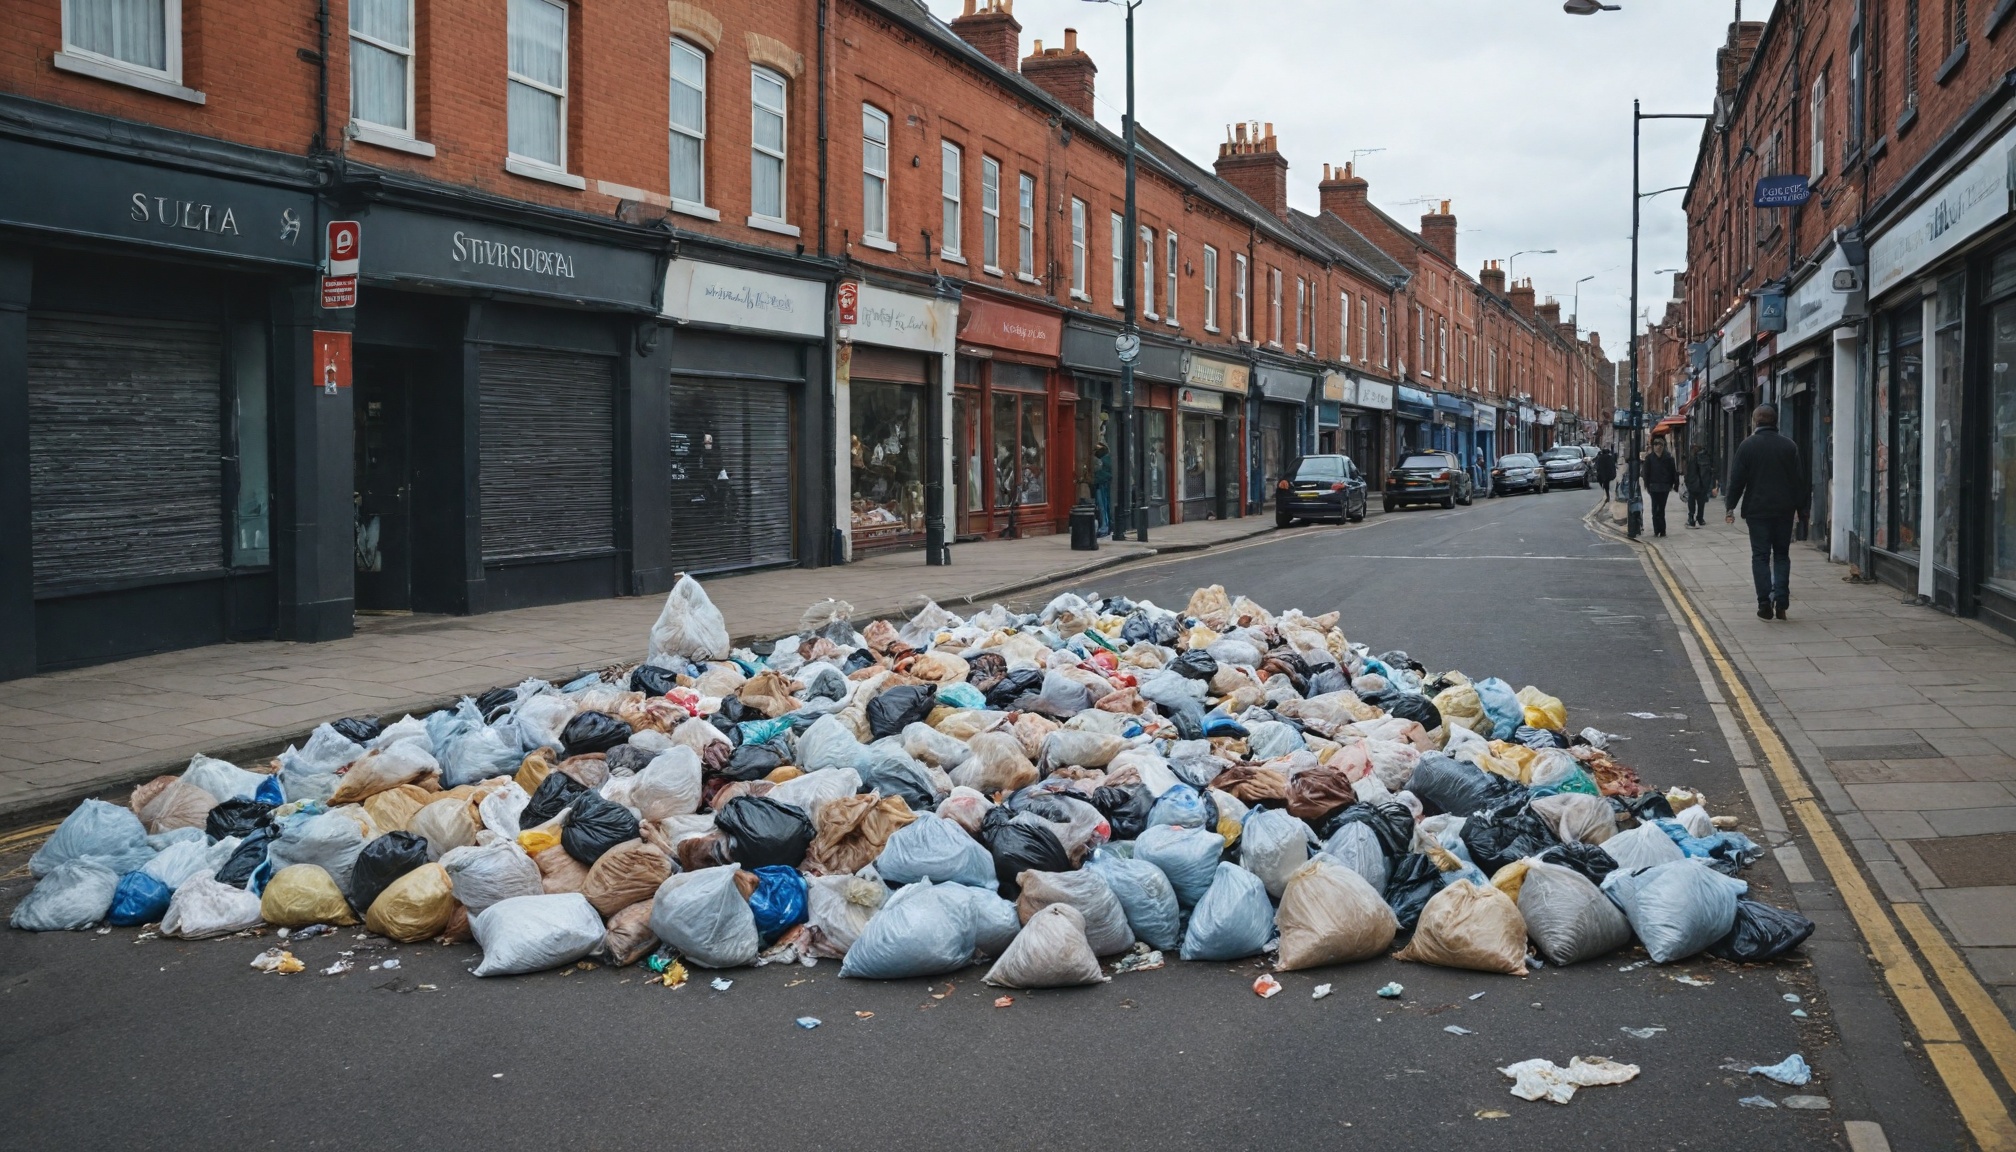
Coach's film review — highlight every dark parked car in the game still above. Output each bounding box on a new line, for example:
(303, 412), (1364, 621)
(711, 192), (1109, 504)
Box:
(1276, 454), (1369, 526)
(1384, 451), (1474, 512)
(1491, 452), (1548, 495)
(1540, 444), (1592, 488)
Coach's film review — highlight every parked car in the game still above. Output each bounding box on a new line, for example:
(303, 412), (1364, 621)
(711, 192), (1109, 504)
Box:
(1540, 444), (1592, 488)
(1383, 451), (1474, 512)
(1275, 454), (1369, 526)
(1491, 452), (1548, 495)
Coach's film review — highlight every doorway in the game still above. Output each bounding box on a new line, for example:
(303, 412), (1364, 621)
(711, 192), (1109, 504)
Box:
(354, 347), (414, 612)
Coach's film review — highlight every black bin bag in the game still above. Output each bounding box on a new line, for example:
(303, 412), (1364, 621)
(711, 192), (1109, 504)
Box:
(1384, 853), (1443, 932)
(215, 825), (279, 889)
(562, 791), (641, 866)
(520, 771), (588, 831)
(867, 685), (937, 741)
(979, 807), (1072, 899)
(1708, 899), (1816, 963)
(716, 796), (814, 869)
(561, 711), (632, 758)
(1459, 801), (1559, 876)
(206, 798), (275, 841)
(350, 830), (429, 911)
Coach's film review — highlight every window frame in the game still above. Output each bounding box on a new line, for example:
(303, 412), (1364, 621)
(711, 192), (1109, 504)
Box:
(749, 65), (789, 225)
(1070, 199), (1089, 298)
(1339, 292), (1351, 362)
(1358, 294), (1369, 363)
(939, 140), (963, 259)
(349, 0), (415, 136)
(1111, 213), (1126, 307)
(1234, 254), (1249, 341)
(506, 0), (570, 173)
(1810, 73), (1827, 178)
(1164, 231), (1179, 326)
(60, 0), (185, 88)
(1269, 268), (1283, 347)
(861, 103), (891, 242)
(1018, 173), (1036, 279)
(1202, 246), (1220, 332)
(1295, 276), (1307, 351)
(668, 36), (708, 207)
(1380, 305), (1389, 367)
(1140, 225), (1156, 319)
(980, 154), (1001, 272)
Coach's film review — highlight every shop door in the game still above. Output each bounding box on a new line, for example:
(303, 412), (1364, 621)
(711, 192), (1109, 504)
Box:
(1790, 390), (1815, 542)
(478, 348), (616, 563)
(667, 377), (795, 574)
(354, 348), (414, 611)
(955, 392), (980, 538)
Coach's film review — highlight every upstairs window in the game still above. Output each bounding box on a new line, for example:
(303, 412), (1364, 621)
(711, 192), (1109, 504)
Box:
(1018, 173), (1036, 277)
(1809, 73), (1827, 179)
(750, 68), (788, 221)
(64, 0), (177, 81)
(1235, 254), (1249, 341)
(1140, 225), (1156, 318)
(669, 38), (707, 204)
(980, 156), (1000, 270)
(1203, 246), (1219, 331)
(862, 105), (889, 239)
(1165, 232), (1178, 324)
(351, 0), (414, 134)
(507, 0), (568, 170)
(1070, 199), (1087, 296)
(1111, 214), (1125, 306)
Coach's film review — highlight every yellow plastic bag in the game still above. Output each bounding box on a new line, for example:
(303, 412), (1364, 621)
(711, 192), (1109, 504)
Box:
(1432, 683), (1494, 738)
(364, 862), (457, 942)
(1517, 686), (1567, 732)
(260, 864), (358, 928)
(1491, 859), (1533, 903)
(1489, 741), (1542, 784)
(1394, 880), (1529, 976)
(518, 827), (562, 856)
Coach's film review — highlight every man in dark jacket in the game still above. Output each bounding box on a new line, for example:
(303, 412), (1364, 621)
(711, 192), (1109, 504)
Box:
(1595, 446), (1618, 503)
(1642, 437), (1679, 537)
(1684, 442), (1716, 528)
(1725, 404), (1811, 620)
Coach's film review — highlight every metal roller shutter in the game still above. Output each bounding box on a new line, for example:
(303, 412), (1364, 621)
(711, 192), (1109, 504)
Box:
(28, 313), (223, 594)
(479, 348), (616, 562)
(667, 377), (794, 574)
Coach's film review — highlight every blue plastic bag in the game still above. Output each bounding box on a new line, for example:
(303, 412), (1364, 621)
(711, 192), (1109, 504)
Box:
(1180, 862), (1274, 961)
(1472, 677), (1524, 740)
(1146, 784), (1211, 830)
(1652, 820), (1765, 875)
(840, 880), (979, 980)
(876, 814), (998, 889)
(737, 717), (796, 747)
(1134, 824), (1224, 907)
(1087, 850), (1181, 951)
(934, 682), (987, 711)
(254, 775), (286, 807)
(748, 865), (808, 943)
(107, 871), (175, 926)
(29, 799), (154, 879)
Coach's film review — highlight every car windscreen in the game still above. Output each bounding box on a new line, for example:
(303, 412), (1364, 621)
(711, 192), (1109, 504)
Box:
(1293, 457), (1349, 480)
(1398, 455), (1448, 470)
(1542, 447), (1580, 460)
(1499, 454), (1538, 467)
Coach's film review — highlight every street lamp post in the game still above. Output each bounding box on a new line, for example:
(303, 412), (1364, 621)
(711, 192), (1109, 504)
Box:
(1088, 0), (1146, 542)
(1508, 248), (1555, 285)
(1627, 100), (1712, 539)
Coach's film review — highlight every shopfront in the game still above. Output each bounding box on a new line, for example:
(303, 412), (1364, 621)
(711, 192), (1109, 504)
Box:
(1395, 386), (1435, 455)
(1061, 323), (1185, 529)
(1251, 364), (1310, 515)
(841, 281), (956, 560)
(1317, 373), (1344, 455)
(1473, 403), (1499, 471)
(0, 101), (326, 677)
(1435, 393), (1472, 462)
(1534, 406), (1557, 451)
(659, 256), (829, 578)
(952, 293), (1065, 539)
(1348, 378), (1395, 486)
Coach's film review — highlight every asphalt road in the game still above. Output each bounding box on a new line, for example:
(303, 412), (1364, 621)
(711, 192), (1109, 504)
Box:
(0, 488), (1950, 1150)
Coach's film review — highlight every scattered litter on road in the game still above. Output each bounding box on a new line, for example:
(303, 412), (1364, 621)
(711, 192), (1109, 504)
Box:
(1620, 1026), (1666, 1039)
(1499, 1056), (1640, 1103)
(1626, 712), (1661, 719)
(710, 977), (733, 991)
(1618, 960), (1650, 972)
(1253, 973), (1283, 998)
(854, 1010), (874, 1018)
(1748, 1054), (1812, 1085)
(1468, 991), (1487, 1001)
(994, 996), (1014, 1008)
(1782, 993), (1801, 1003)
(1312, 983), (1333, 999)
(1445, 1025), (1476, 1035)
(492, 1073), (504, 1079)
(1475, 1109), (1510, 1120)
(321, 960), (353, 976)
(1111, 948), (1165, 976)
(1738, 1096), (1778, 1109)
(250, 947), (302, 974)
(794, 1016), (821, 1029)
(1782, 1095), (1831, 1110)
(1790, 1009), (1808, 1018)
(1378, 983), (1406, 999)
(1669, 974), (1714, 987)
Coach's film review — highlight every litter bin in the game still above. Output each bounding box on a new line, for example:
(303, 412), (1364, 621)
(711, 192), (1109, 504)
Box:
(1069, 503), (1100, 551)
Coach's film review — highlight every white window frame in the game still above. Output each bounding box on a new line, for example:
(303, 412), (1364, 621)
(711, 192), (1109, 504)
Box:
(1358, 294), (1368, 363)
(1018, 173), (1036, 280)
(349, 0), (415, 138)
(1111, 213), (1126, 307)
(1339, 292), (1351, 362)
(1140, 225), (1156, 319)
(748, 66), (790, 229)
(1164, 231), (1179, 326)
(1269, 268), (1283, 346)
(1070, 199), (1088, 298)
(1295, 277), (1307, 350)
(1234, 254), (1249, 341)
(980, 155), (1001, 273)
(56, 0), (203, 102)
(1203, 246), (1220, 332)
(939, 140), (963, 260)
(1416, 306), (1427, 375)
(1380, 305), (1389, 367)
(667, 37), (707, 209)
(506, 0), (570, 178)
(1810, 73), (1827, 179)
(861, 104), (891, 246)
(1438, 317), (1448, 380)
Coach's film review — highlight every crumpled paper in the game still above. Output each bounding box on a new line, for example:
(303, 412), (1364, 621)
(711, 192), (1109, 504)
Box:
(1498, 1056), (1641, 1103)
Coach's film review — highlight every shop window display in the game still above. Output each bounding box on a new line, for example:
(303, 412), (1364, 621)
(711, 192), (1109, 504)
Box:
(1182, 414), (1217, 501)
(1144, 410), (1170, 510)
(1890, 307), (1924, 555)
(850, 380), (924, 546)
(991, 391), (1047, 507)
(1934, 274), (1964, 573)
(1991, 281), (2016, 596)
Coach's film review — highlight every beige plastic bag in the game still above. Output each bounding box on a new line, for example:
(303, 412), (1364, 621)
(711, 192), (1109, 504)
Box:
(1184, 585), (1234, 631)
(1394, 879), (1529, 976)
(597, 900), (658, 966)
(535, 844), (591, 894)
(983, 904), (1108, 988)
(364, 862), (456, 942)
(329, 743), (438, 805)
(130, 775), (218, 834)
(1432, 682), (1495, 738)
(951, 731), (1038, 795)
(807, 792), (918, 875)
(363, 784), (434, 832)
(409, 797), (477, 859)
(1275, 858), (1398, 970)
(260, 864), (358, 927)
(1532, 793), (1616, 845)
(580, 839), (673, 917)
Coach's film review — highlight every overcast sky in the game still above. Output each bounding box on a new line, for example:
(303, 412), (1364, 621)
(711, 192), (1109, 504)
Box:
(923, 0), (1776, 363)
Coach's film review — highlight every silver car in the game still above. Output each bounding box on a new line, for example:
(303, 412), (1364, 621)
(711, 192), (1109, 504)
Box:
(1540, 445), (1592, 489)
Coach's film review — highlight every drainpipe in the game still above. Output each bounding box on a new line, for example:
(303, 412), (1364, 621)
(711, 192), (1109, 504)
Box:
(310, 0), (331, 155)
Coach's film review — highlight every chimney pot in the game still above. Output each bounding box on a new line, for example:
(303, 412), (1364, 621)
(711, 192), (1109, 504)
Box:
(1063, 27), (1077, 52)
(1021, 29), (1096, 118)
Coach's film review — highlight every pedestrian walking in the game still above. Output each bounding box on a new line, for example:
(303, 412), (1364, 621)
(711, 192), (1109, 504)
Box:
(1595, 445), (1618, 503)
(1642, 436), (1678, 537)
(1725, 404), (1811, 621)
(1684, 442), (1715, 528)
(1091, 442), (1112, 536)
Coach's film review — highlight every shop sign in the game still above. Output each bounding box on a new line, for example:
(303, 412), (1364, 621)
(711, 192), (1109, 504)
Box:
(1178, 386), (1225, 411)
(836, 280), (859, 325)
(956, 295), (1061, 357)
(313, 330), (351, 395)
(1253, 365), (1309, 402)
(847, 282), (953, 352)
(1472, 402), (1497, 422)
(1537, 408), (1558, 426)
(1871, 123), (2016, 296)
(361, 205), (659, 310)
(1719, 301), (1754, 358)
(1721, 391), (1749, 411)
(321, 219), (360, 309)
(1756, 292), (1787, 333)
(1780, 244), (1853, 350)
(1353, 379), (1394, 410)
(662, 258), (825, 338)
(1322, 372), (1348, 403)
(1519, 404), (1535, 422)
(1754, 174), (1812, 207)
(1183, 354), (1251, 395)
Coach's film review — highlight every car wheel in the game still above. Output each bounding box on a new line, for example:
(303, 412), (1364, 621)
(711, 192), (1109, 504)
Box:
(1383, 498), (1396, 514)
(1276, 511), (1293, 528)
(1442, 494), (1456, 509)
(1459, 489), (1473, 506)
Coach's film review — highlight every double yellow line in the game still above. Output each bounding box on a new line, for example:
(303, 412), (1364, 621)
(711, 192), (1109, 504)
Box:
(1643, 543), (2016, 1150)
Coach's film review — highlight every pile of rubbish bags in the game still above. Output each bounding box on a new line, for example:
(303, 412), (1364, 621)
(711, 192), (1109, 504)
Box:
(9, 577), (1811, 988)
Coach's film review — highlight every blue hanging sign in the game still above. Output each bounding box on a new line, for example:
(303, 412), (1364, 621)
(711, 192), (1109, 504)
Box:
(1754, 174), (1812, 207)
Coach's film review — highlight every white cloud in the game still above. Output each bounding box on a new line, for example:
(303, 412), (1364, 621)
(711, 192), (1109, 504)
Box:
(923, 0), (1776, 361)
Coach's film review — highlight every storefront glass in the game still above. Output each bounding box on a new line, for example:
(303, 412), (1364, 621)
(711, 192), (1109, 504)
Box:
(1874, 323), (1891, 550)
(1890, 307), (1924, 554)
(1181, 414), (1218, 501)
(1935, 274), (1964, 572)
(992, 390), (1047, 506)
(850, 380), (924, 546)
(1990, 287), (2016, 596)
(230, 322), (272, 567)
(1144, 409), (1170, 508)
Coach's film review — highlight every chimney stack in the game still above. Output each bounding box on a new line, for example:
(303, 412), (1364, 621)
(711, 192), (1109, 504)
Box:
(1318, 160), (1370, 221)
(1479, 259), (1507, 297)
(1509, 278), (1536, 319)
(1537, 298), (1562, 328)
(952, 0), (1022, 73)
(1717, 20), (1766, 99)
(1021, 28), (1097, 119)
(1215, 121), (1291, 220)
(1420, 199), (1457, 263)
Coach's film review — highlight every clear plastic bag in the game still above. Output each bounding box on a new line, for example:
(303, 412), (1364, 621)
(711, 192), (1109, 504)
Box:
(1086, 851), (1181, 952)
(442, 840), (545, 914)
(1015, 868), (1134, 956)
(1134, 824), (1224, 907)
(984, 904), (1108, 988)
(471, 893), (608, 977)
(1179, 862), (1273, 961)
(9, 860), (120, 931)
(648, 574), (732, 663)
(1240, 808), (1317, 900)
(840, 880), (979, 980)
(267, 811), (365, 895)
(876, 813), (997, 889)
(1602, 859), (1747, 964)
(649, 865), (759, 969)
(160, 869), (265, 938)
(1275, 857), (1397, 970)
(31, 799), (153, 879)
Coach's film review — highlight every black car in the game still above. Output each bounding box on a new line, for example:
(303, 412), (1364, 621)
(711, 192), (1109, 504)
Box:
(1276, 454), (1369, 526)
(1383, 451), (1474, 512)
(1540, 444), (1592, 488)
(1491, 452), (1548, 495)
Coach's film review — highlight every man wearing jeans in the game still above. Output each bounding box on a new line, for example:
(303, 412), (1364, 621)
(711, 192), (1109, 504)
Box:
(1724, 405), (1810, 620)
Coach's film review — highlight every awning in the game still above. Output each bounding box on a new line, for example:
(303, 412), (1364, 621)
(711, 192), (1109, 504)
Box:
(1253, 365), (1313, 403)
(1395, 386), (1434, 420)
(1652, 416), (1687, 438)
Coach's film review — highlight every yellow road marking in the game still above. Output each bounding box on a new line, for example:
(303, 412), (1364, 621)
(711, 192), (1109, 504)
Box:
(0, 821), (57, 850)
(1900, 901), (2016, 1096)
(1643, 543), (2016, 1151)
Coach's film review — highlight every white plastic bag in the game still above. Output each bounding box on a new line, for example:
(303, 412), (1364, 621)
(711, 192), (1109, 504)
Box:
(1602, 859), (1746, 964)
(649, 865), (759, 969)
(875, 813), (997, 889)
(1518, 859), (1633, 965)
(1240, 808), (1317, 900)
(767, 767), (862, 819)
(442, 841), (545, 914)
(648, 575), (731, 663)
(1600, 822), (1685, 872)
(1179, 862), (1274, 961)
(804, 873), (887, 958)
(985, 904), (1109, 988)
(9, 860), (120, 931)
(267, 811), (366, 894)
(477, 780), (532, 841)
(629, 747), (705, 821)
(142, 836), (239, 890)
(1531, 793), (1615, 846)
(1319, 820), (1390, 895)
(902, 723), (973, 771)
(840, 880), (979, 980)
(181, 754), (267, 803)
(160, 869), (265, 938)
(471, 893), (607, 977)
(30, 798), (154, 878)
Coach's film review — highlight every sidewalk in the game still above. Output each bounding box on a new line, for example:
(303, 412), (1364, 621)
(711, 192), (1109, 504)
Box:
(1645, 512), (2016, 1014)
(0, 515), (1282, 823)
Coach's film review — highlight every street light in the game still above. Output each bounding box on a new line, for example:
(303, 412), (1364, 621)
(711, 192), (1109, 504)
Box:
(1084, 0), (1146, 542)
(1508, 249), (1555, 283)
(1627, 100), (1712, 540)
(1563, 0), (1621, 12)
(1572, 275), (1595, 335)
